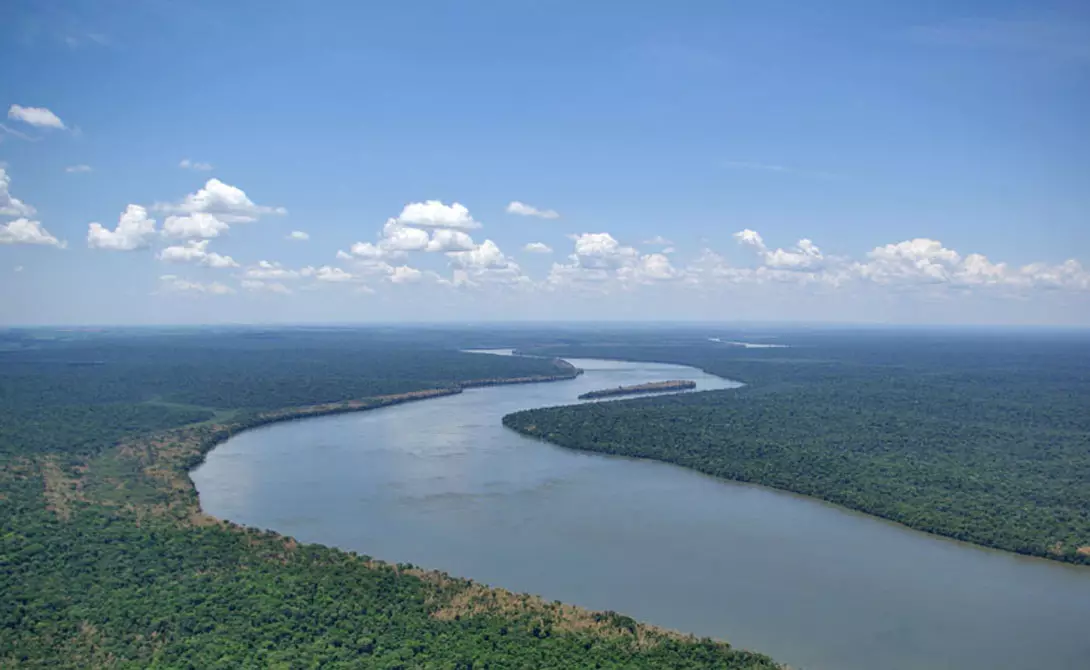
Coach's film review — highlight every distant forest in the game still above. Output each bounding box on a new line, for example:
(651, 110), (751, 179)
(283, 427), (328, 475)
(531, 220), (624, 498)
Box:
(0, 327), (781, 668)
(506, 330), (1090, 564)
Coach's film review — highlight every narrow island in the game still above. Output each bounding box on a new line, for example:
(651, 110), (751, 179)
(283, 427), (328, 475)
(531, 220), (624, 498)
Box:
(578, 379), (696, 400)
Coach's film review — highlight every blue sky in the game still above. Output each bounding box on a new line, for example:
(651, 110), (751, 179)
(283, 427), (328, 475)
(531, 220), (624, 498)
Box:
(2, 0), (1088, 325)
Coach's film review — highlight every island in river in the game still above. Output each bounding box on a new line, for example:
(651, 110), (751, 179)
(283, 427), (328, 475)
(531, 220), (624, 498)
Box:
(578, 379), (697, 400)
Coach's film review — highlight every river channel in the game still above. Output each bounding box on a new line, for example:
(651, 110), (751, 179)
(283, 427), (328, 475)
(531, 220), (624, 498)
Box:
(192, 353), (1090, 670)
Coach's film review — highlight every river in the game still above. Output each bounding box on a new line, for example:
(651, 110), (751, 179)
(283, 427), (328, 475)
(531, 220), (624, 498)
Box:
(192, 353), (1090, 670)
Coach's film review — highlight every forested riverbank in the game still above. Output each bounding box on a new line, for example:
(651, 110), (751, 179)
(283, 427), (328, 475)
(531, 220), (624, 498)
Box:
(0, 328), (779, 668)
(509, 332), (1090, 565)
(578, 379), (696, 399)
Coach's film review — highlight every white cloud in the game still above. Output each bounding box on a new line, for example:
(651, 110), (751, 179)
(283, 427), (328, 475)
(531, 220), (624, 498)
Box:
(0, 218), (65, 247)
(241, 279), (291, 294)
(712, 229), (1090, 293)
(154, 178), (286, 223)
(14, 265), (23, 272)
(446, 239), (531, 289)
(389, 265), (423, 283)
(309, 265), (354, 282)
(179, 159), (213, 171)
(524, 242), (553, 253)
(506, 201), (560, 219)
(87, 205), (157, 251)
(733, 228), (766, 250)
(286, 230), (309, 241)
(426, 228), (476, 252)
(396, 200), (480, 229)
(547, 233), (683, 289)
(65, 165), (92, 173)
(449, 239), (510, 269)
(7, 105), (65, 129)
(850, 238), (1090, 291)
(381, 219), (431, 251)
(346, 241), (386, 259)
(855, 238), (962, 284)
(643, 235), (673, 246)
(0, 168), (35, 217)
(765, 239), (825, 270)
(161, 212), (230, 239)
(568, 232), (639, 269)
(735, 229), (825, 271)
(244, 260), (301, 280)
(346, 217), (476, 261)
(158, 239), (238, 268)
(159, 275), (235, 295)
(627, 253), (678, 281)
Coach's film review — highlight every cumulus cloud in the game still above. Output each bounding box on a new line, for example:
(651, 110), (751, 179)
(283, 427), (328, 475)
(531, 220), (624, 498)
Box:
(766, 239), (824, 270)
(154, 178), (286, 224)
(346, 241), (386, 259)
(7, 105), (65, 129)
(396, 200), (480, 229)
(855, 238), (961, 284)
(524, 242), (553, 253)
(733, 228), (766, 250)
(576, 232), (635, 257)
(244, 260), (301, 280)
(157, 239), (238, 268)
(715, 228), (1090, 292)
(547, 232), (677, 288)
(506, 201), (560, 219)
(443, 240), (530, 287)
(389, 265), (423, 284)
(179, 159), (213, 171)
(161, 212), (230, 239)
(426, 228), (476, 252)
(345, 214), (478, 261)
(850, 238), (1090, 291)
(643, 235), (673, 246)
(0, 218), (65, 247)
(0, 167), (63, 247)
(449, 239), (509, 269)
(569, 232), (639, 268)
(87, 205), (157, 251)
(622, 253), (678, 281)
(159, 275), (235, 295)
(286, 230), (309, 241)
(307, 265), (354, 282)
(735, 229), (825, 271)
(381, 219), (431, 252)
(0, 168), (35, 217)
(65, 165), (92, 173)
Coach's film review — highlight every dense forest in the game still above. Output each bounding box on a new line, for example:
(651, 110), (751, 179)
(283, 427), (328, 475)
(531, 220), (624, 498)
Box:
(0, 327), (779, 668)
(507, 330), (1090, 564)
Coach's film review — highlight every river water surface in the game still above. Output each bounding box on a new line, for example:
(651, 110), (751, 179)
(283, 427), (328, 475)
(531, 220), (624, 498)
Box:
(192, 353), (1090, 670)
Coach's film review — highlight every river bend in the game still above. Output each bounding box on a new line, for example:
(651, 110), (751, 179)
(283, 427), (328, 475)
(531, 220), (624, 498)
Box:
(192, 354), (1090, 670)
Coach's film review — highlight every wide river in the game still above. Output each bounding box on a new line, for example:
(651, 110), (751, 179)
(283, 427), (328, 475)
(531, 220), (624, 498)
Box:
(193, 353), (1090, 670)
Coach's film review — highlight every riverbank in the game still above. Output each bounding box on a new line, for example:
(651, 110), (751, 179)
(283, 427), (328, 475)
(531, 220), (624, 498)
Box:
(578, 379), (696, 400)
(28, 363), (775, 669)
(192, 352), (1090, 670)
(500, 350), (1090, 567)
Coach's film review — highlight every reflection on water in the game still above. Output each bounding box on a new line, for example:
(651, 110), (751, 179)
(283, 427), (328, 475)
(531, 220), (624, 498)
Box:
(192, 356), (1090, 670)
